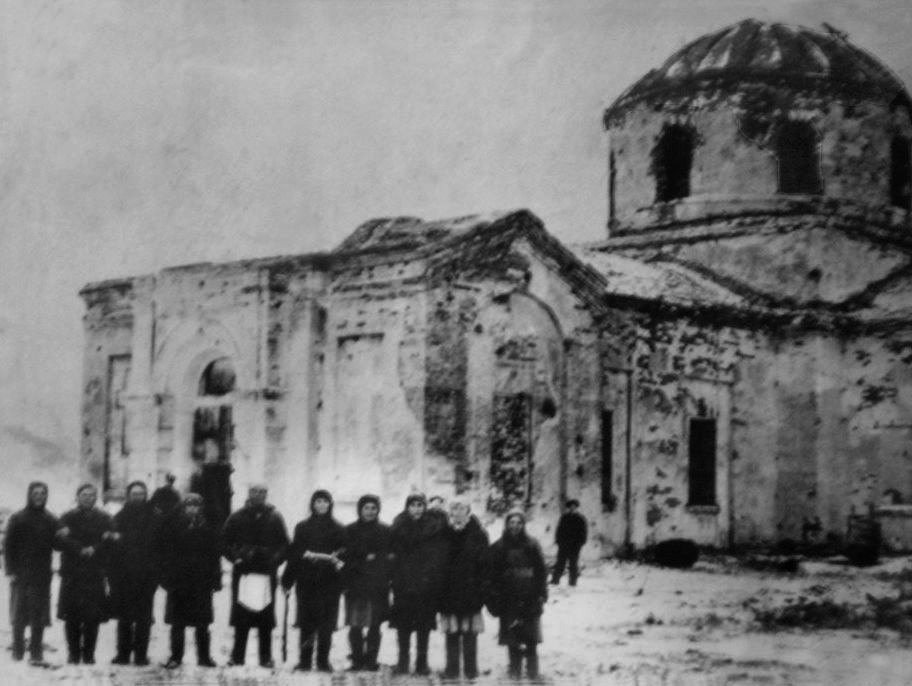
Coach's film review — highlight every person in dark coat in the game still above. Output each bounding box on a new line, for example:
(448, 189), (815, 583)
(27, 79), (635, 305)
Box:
(488, 508), (548, 679)
(57, 483), (114, 665)
(4, 481), (59, 665)
(160, 493), (222, 668)
(389, 492), (449, 676)
(149, 472), (181, 522)
(190, 459), (234, 532)
(342, 494), (392, 671)
(281, 489), (347, 672)
(108, 481), (160, 665)
(551, 498), (588, 586)
(222, 483), (289, 668)
(439, 500), (490, 679)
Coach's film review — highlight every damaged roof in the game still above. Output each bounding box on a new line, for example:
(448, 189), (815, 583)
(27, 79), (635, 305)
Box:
(605, 18), (909, 125)
(569, 247), (747, 309)
(333, 210), (521, 254)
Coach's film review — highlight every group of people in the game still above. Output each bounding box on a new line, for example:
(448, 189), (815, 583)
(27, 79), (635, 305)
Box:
(2, 478), (584, 680)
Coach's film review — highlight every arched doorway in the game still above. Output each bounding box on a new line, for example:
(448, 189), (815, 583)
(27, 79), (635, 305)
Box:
(188, 356), (236, 529)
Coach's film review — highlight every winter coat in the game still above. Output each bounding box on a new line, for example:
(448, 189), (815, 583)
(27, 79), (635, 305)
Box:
(555, 511), (588, 550)
(223, 502), (289, 628)
(108, 501), (161, 621)
(439, 515), (490, 617)
(161, 512), (222, 626)
(489, 522), (548, 646)
(342, 519), (393, 609)
(389, 507), (449, 629)
(57, 506), (114, 623)
(4, 494), (59, 628)
(282, 509), (347, 629)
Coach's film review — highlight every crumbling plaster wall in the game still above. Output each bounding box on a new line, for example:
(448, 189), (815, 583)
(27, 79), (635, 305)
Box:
(81, 279), (137, 487)
(312, 256), (428, 522)
(623, 314), (737, 548)
(608, 98), (901, 232)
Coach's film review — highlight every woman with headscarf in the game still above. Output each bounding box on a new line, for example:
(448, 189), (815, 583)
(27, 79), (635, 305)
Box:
(57, 483), (113, 665)
(108, 480), (160, 666)
(439, 499), (490, 679)
(4, 481), (59, 666)
(160, 493), (222, 668)
(342, 494), (393, 671)
(282, 489), (347, 672)
(389, 492), (449, 676)
(488, 508), (548, 679)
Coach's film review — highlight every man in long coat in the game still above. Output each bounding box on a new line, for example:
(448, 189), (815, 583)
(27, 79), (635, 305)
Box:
(57, 483), (113, 665)
(281, 489), (347, 672)
(4, 481), (59, 665)
(222, 484), (289, 668)
(389, 492), (449, 675)
(108, 480), (160, 665)
(342, 494), (392, 671)
(551, 498), (588, 586)
(160, 493), (222, 668)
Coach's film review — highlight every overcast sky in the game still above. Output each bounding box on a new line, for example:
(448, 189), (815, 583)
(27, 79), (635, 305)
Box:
(1, 0), (910, 498)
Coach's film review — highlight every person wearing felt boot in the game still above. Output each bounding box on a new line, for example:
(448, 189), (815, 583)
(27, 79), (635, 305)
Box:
(4, 481), (60, 667)
(108, 481), (161, 666)
(56, 483), (113, 665)
(389, 492), (449, 676)
(281, 489), (347, 672)
(341, 494), (393, 671)
(160, 494), (222, 669)
(439, 500), (490, 680)
(489, 509), (548, 680)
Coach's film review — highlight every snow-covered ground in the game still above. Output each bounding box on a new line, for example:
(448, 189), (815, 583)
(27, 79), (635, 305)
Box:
(1, 555), (911, 685)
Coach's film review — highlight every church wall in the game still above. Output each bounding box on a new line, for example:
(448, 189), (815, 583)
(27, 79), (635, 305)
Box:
(80, 280), (136, 487)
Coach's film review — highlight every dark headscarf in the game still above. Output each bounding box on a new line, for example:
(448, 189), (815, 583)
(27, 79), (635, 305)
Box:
(310, 489), (334, 516)
(26, 480), (48, 510)
(357, 494), (381, 517)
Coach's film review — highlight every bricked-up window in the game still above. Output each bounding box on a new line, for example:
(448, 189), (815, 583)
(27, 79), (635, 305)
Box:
(653, 124), (694, 202)
(688, 418), (717, 506)
(891, 135), (911, 211)
(104, 355), (131, 491)
(776, 121), (822, 194)
(489, 393), (532, 513)
(601, 410), (614, 509)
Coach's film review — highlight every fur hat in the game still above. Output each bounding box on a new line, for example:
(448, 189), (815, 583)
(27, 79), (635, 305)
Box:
(566, 498), (580, 508)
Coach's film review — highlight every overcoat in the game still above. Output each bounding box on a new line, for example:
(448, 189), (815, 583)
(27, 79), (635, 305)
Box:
(161, 512), (222, 626)
(57, 506), (113, 623)
(489, 518), (548, 646)
(342, 518), (393, 623)
(281, 506), (347, 629)
(389, 506), (449, 630)
(108, 501), (161, 622)
(223, 502), (289, 628)
(439, 515), (490, 617)
(4, 490), (58, 627)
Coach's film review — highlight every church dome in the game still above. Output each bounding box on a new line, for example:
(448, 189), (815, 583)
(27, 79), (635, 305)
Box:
(604, 19), (909, 126)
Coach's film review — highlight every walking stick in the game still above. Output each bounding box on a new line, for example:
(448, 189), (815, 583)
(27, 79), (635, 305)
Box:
(282, 588), (290, 664)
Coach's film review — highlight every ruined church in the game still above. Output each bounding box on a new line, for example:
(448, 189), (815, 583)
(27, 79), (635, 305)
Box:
(80, 20), (912, 555)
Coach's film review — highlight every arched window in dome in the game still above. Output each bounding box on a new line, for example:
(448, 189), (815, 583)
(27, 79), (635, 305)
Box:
(891, 135), (911, 211)
(775, 121), (822, 195)
(652, 124), (694, 202)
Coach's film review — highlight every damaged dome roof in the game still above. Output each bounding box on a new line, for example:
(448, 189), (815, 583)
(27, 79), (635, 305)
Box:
(604, 19), (909, 125)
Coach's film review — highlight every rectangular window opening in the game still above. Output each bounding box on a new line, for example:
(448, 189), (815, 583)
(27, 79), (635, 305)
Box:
(688, 417), (717, 506)
(601, 410), (614, 510)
